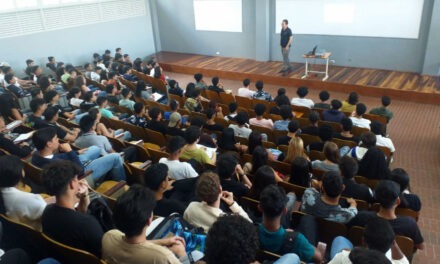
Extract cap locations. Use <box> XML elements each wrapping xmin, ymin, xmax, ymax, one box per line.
<box><xmin>168</xmin><ymin>112</ymin><xmax>182</xmax><ymax>127</ymax></box>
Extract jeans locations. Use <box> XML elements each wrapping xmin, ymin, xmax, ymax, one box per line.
<box><xmin>78</xmin><ymin>146</ymin><xmax>126</xmax><ymax>182</ymax></box>
<box><xmin>281</xmin><ymin>47</ymin><xmax>292</xmax><ymax>71</ymax></box>
<box><xmin>330</xmin><ymin>236</ymin><xmax>353</xmax><ymax>260</ymax></box>
<box><xmin>115</xmin><ymin>129</ymin><xmax>132</xmax><ymax>141</ymax></box>
<box><xmin>274</xmin><ymin>253</ymin><xmax>300</xmax><ymax>264</ymax></box>
<box><xmin>74</xmin><ymin>111</ymin><xmax>88</xmax><ymax>124</ymax></box>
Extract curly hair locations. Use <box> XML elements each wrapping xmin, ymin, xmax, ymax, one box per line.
<box><xmin>205</xmin><ymin>215</ymin><xmax>259</xmax><ymax>264</ymax></box>
<box><xmin>196</xmin><ymin>172</ymin><xmax>220</xmax><ymax>205</ymax></box>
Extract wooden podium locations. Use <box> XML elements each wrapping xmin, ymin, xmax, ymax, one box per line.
<box><xmin>301</xmin><ymin>52</ymin><xmax>332</xmax><ymax>81</ymax></box>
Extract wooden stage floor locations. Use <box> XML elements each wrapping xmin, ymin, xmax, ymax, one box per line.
<box><xmin>156</xmin><ymin>51</ymin><xmax>440</xmax><ymax>104</ymax></box>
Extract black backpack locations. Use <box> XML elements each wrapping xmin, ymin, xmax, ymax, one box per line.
<box><xmin>87</xmin><ymin>196</ymin><xmax>115</xmax><ymax>232</ymax></box>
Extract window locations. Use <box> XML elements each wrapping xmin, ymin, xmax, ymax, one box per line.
<box><xmin>193</xmin><ymin>0</ymin><xmax>243</xmax><ymax>32</ymax></box>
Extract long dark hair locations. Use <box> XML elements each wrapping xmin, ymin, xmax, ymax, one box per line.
<box><xmin>154</xmin><ymin>66</ymin><xmax>162</xmax><ymax>79</ymax></box>
<box><xmin>251</xmin><ymin>146</ymin><xmax>268</xmax><ymax>174</ymax></box>
<box><xmin>0</xmin><ymin>94</ymin><xmax>19</xmax><ymax>119</ymax></box>
<box><xmin>218</xmin><ymin>128</ymin><xmax>237</xmax><ymax>151</ymax></box>
<box><xmin>248</xmin><ymin>131</ymin><xmax>263</xmax><ymax>155</ymax></box>
<box><xmin>0</xmin><ymin>156</ymin><xmax>24</xmax><ymax>214</ymax></box>
<box><xmin>289</xmin><ymin>157</ymin><xmax>312</xmax><ymax>187</ymax></box>
<box><xmin>135</xmin><ymin>80</ymin><xmax>147</xmax><ymax>97</ymax></box>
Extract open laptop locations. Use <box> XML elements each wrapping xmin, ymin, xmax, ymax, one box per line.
<box><xmin>306</xmin><ymin>45</ymin><xmax>318</xmax><ymax>56</ymax></box>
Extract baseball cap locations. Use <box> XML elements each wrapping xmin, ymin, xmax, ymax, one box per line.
<box><xmin>168</xmin><ymin>112</ymin><xmax>182</xmax><ymax>127</ymax></box>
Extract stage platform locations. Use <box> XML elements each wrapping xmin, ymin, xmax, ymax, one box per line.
<box><xmin>156</xmin><ymin>51</ymin><xmax>440</xmax><ymax>104</ymax></box>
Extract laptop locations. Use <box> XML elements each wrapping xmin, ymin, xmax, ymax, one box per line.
<box><xmin>306</xmin><ymin>45</ymin><xmax>318</xmax><ymax>56</ymax></box>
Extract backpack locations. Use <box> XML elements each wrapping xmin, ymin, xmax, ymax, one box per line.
<box><xmin>87</xmin><ymin>196</ymin><xmax>115</xmax><ymax>232</ymax></box>
<box><xmin>280</xmin><ymin>230</ymin><xmax>299</xmax><ymax>254</ymax></box>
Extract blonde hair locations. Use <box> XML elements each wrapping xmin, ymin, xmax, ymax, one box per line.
<box><xmin>283</xmin><ymin>137</ymin><xmax>308</xmax><ymax>163</ymax></box>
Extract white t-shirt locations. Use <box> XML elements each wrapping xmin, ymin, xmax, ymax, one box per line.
<box><xmin>237</xmin><ymin>87</ymin><xmax>255</xmax><ymax>99</ymax></box>
<box><xmin>329</xmin><ymin>249</ymin><xmax>409</xmax><ymax>264</ymax></box>
<box><xmin>349</xmin><ymin>117</ymin><xmax>371</xmax><ymax>129</ymax></box>
<box><xmin>70</xmin><ymin>98</ymin><xmax>84</xmax><ymax>107</ymax></box>
<box><xmin>376</xmin><ymin>135</ymin><xmax>395</xmax><ymax>152</ymax></box>
<box><xmin>291</xmin><ymin>97</ymin><xmax>315</xmax><ymax>108</ymax></box>
<box><xmin>149</xmin><ymin>68</ymin><xmax>156</xmax><ymax>77</ymax></box>
<box><xmin>159</xmin><ymin>158</ymin><xmax>198</xmax><ymax>180</ymax></box>
<box><xmin>229</xmin><ymin>124</ymin><xmax>252</xmax><ymax>138</ymax></box>
<box><xmin>1</xmin><ymin>187</ymin><xmax>46</xmax><ymax>230</ymax></box>
<box><xmin>97</xmin><ymin>63</ymin><xmax>108</xmax><ymax>72</ymax></box>
<box><xmin>249</xmin><ymin>118</ymin><xmax>274</xmax><ymax>129</ymax></box>
<box><xmin>90</xmin><ymin>71</ymin><xmax>101</xmax><ymax>82</ymax></box>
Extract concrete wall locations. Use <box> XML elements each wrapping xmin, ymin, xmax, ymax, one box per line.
<box><xmin>152</xmin><ymin>0</ymin><xmax>439</xmax><ymax>74</ymax></box>
<box><xmin>0</xmin><ymin>1</ymin><xmax>156</xmax><ymax>77</ymax></box>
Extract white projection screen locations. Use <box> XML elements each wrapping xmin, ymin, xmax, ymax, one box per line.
<box><xmin>194</xmin><ymin>0</ymin><xmax>242</xmax><ymax>32</ymax></box>
<box><xmin>275</xmin><ymin>0</ymin><xmax>424</xmax><ymax>39</ymax></box>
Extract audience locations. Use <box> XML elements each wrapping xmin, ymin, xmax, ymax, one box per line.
<box><xmin>167</xmin><ymin>112</ymin><xmax>184</xmax><ymax>137</ymax></box>
<box><xmin>252</xmin><ymin>81</ymin><xmax>272</xmax><ymax>101</ymax></box>
<box><xmin>204</xmin><ymin>108</ymin><xmax>224</xmax><ymax>132</ymax></box>
<box><xmin>208</xmin><ymin>76</ymin><xmax>225</xmax><ymax>94</ymax></box>
<box><xmin>356</xmin><ymin>133</ymin><xmax>390</xmax><ymax>180</ymax></box>
<box><xmin>159</xmin><ymin>136</ymin><xmax>198</xmax><ymax>180</ymax></box>
<box><xmin>135</xmin><ymin>80</ymin><xmax>151</xmax><ymax>100</ymax></box>
<box><xmin>5</xmin><ymin>73</ymin><xmax>29</xmax><ymax>98</ymax></box>
<box><xmin>45</xmin><ymin>90</ymin><xmax>75</xmax><ymax>120</ymax></box>
<box><xmin>27</xmin><ymin>98</ymin><xmax>47</xmax><ymax>129</ymax></box>
<box><xmin>194</xmin><ymin>73</ymin><xmax>208</xmax><ymax>90</ymax></box>
<box><xmin>307</xmin><ymin>124</ymin><xmax>334</xmax><ymax>152</ymax></box>
<box><xmin>224</xmin><ymin>102</ymin><xmax>238</xmax><ymax>121</ymax></box>
<box><xmin>102</xmin><ymin>185</ymin><xmax>189</xmax><ymax>263</ymax></box>
<box><xmin>340</xmin><ymin>92</ymin><xmax>359</xmax><ymax>113</ymax></box>
<box><xmin>301</xmin><ymin>111</ymin><xmax>320</xmax><ymax>136</ymax></box>
<box><xmin>184</xmin><ymin>171</ymin><xmax>251</xmax><ymax>232</ymax></box>
<box><xmin>43</xmin><ymin>106</ymin><xmax>79</xmax><ymax>142</ymax></box>
<box><xmin>181</xmin><ymin>126</ymin><xmax>216</xmax><ymax>165</ymax></box>
<box><xmin>168</xmin><ymin>79</ymin><xmax>184</xmax><ymax>97</ymax></box>
<box><xmin>237</xmin><ymin>78</ymin><xmax>254</xmax><ymax>98</ymax></box>
<box><xmin>301</xmin><ymin>171</ymin><xmax>358</xmax><ymax>223</ymax></box>
<box><xmin>228</xmin><ymin>111</ymin><xmax>252</xmax><ymax>138</ymax></box>
<box><xmin>273</xmin><ymin>105</ymin><xmax>294</xmax><ymax>131</ymax></box>
<box><xmin>339</xmin><ymin>156</ymin><xmax>374</xmax><ymax>203</ymax></box>
<box><xmin>273</xmin><ymin>88</ymin><xmax>291</xmax><ymax>109</ymax></box>
<box><xmin>289</xmin><ymin>157</ymin><xmax>312</xmax><ymax>187</ymax></box>
<box><xmin>119</xmin><ymin>88</ymin><xmax>135</xmax><ymax>111</ymax></box>
<box><xmin>218</xmin><ymin>127</ymin><xmax>247</xmax><ymax>153</ymax></box>
<box><xmin>184</xmin><ymin>85</ymin><xmax>203</xmax><ymax>112</ymax></box>
<box><xmin>334</xmin><ymin>117</ymin><xmax>360</xmax><ymax>144</ymax></box>
<box><xmin>126</xmin><ymin>102</ymin><xmax>148</xmax><ymax>128</ymax></box>
<box><xmin>350</xmin><ymin>103</ymin><xmax>371</xmax><ymax>129</ymax></box>
<box><xmin>277</xmin><ymin>120</ymin><xmax>300</xmax><ymax>146</ymax></box>
<box><xmin>390</xmin><ymin>168</ymin><xmax>421</xmax><ymax>212</ymax></box>
<box><xmin>291</xmin><ymin>86</ymin><xmax>314</xmax><ymax>108</ymax></box>
<box><xmin>216</xmin><ymin>153</ymin><xmax>251</xmax><ymax>198</ymax></box>
<box><xmin>146</xmin><ymin>107</ymin><xmax>167</xmax><ymax>135</ymax></box>
<box><xmin>371</xmin><ymin>121</ymin><xmax>395</xmax><ymax>153</ymax></box>
<box><xmin>322</xmin><ymin>99</ymin><xmax>345</xmax><ymax>123</ymax></box>
<box><xmin>370</xmin><ymin>96</ymin><xmax>394</xmax><ymax>122</ymax></box>
<box><xmin>0</xmin><ymin>93</ymin><xmax>25</xmax><ymax>122</ymax></box>
<box><xmin>249</xmin><ymin>103</ymin><xmax>274</xmax><ymax>129</ymax></box>
<box><xmin>314</xmin><ymin>90</ymin><xmax>331</xmax><ymax>109</ymax></box>
<box><xmin>311</xmin><ymin>141</ymin><xmax>340</xmax><ymax>172</ymax></box>
<box><xmin>79</xmin><ymin>91</ymin><xmax>97</xmax><ymax>113</ymax></box>
<box><xmin>96</xmin><ymin>96</ymin><xmax>118</xmax><ymax>120</ymax></box>
<box><xmin>0</xmin><ymin>116</ymin><xmax>32</xmax><ymax>157</ymax></box>
<box><xmin>282</xmin><ymin>136</ymin><xmax>309</xmax><ymax>163</ymax></box>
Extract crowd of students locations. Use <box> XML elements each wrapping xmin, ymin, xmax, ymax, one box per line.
<box><xmin>0</xmin><ymin>48</ymin><xmax>423</xmax><ymax>264</ymax></box>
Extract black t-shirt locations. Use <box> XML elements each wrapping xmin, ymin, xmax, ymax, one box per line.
<box><xmin>208</xmin><ymin>85</ymin><xmax>225</xmax><ymax>94</ymax></box>
<box><xmin>27</xmin><ymin>114</ymin><xmax>46</xmax><ymax>129</ymax></box>
<box><xmin>308</xmin><ymin>142</ymin><xmax>325</xmax><ymax>152</ymax></box>
<box><xmin>107</xmin><ymin>95</ymin><xmax>119</xmax><ymax>105</ymax></box>
<box><xmin>301</xmin><ymin>126</ymin><xmax>320</xmax><ymax>136</ymax></box>
<box><xmin>80</xmin><ymin>102</ymin><xmax>97</xmax><ymax>113</ymax></box>
<box><xmin>280</xmin><ymin>27</ymin><xmax>293</xmax><ymax>47</ymax></box>
<box><xmin>342</xmin><ymin>178</ymin><xmax>374</xmax><ymax>203</ymax></box>
<box><xmin>204</xmin><ymin>123</ymin><xmax>224</xmax><ymax>132</ymax></box>
<box><xmin>0</xmin><ymin>134</ymin><xmax>32</xmax><ymax>158</ymax></box>
<box><xmin>334</xmin><ymin>133</ymin><xmax>360</xmax><ymax>144</ymax></box>
<box><xmin>277</xmin><ymin>135</ymin><xmax>292</xmax><ymax>146</ymax></box>
<box><xmin>154</xmin><ymin>198</ymin><xmax>186</xmax><ymax>217</ymax></box>
<box><xmin>45</xmin><ymin>122</ymin><xmax>67</xmax><ymax>139</ymax></box>
<box><xmin>399</xmin><ymin>193</ymin><xmax>422</xmax><ymax>212</ymax></box>
<box><xmin>146</xmin><ymin>120</ymin><xmax>167</xmax><ymax>135</ymax></box>
<box><xmin>166</xmin><ymin>127</ymin><xmax>184</xmax><ymax>137</ymax></box>
<box><xmin>221</xmin><ymin>178</ymin><xmax>249</xmax><ymax>199</ymax></box>
<box><xmin>42</xmin><ymin>204</ymin><xmax>104</xmax><ymax>257</ymax></box>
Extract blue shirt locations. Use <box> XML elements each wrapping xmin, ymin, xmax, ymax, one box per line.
<box><xmin>273</xmin><ymin>120</ymin><xmax>290</xmax><ymax>131</ymax></box>
<box><xmin>258</xmin><ymin>224</ymin><xmax>315</xmax><ymax>262</ymax></box>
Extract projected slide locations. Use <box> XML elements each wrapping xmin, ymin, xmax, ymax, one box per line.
<box><xmin>275</xmin><ymin>0</ymin><xmax>424</xmax><ymax>39</ymax></box>
<box><xmin>194</xmin><ymin>0</ymin><xmax>242</xmax><ymax>32</ymax></box>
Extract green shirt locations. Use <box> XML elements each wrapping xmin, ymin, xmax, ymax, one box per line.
<box><xmin>180</xmin><ymin>147</ymin><xmax>211</xmax><ymax>165</ymax></box>
<box><xmin>99</xmin><ymin>107</ymin><xmax>114</xmax><ymax>119</ymax></box>
<box><xmin>61</xmin><ymin>73</ymin><xmax>71</xmax><ymax>84</ymax></box>
<box><xmin>119</xmin><ymin>99</ymin><xmax>135</xmax><ymax>111</ymax></box>
<box><xmin>369</xmin><ymin>106</ymin><xmax>394</xmax><ymax>122</ymax></box>
<box><xmin>258</xmin><ymin>224</ymin><xmax>315</xmax><ymax>262</ymax></box>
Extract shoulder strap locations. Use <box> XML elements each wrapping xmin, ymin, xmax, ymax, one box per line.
<box><xmin>280</xmin><ymin>230</ymin><xmax>298</xmax><ymax>254</ymax></box>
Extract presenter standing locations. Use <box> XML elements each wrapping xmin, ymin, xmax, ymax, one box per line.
<box><xmin>279</xmin><ymin>19</ymin><xmax>293</xmax><ymax>74</ymax></box>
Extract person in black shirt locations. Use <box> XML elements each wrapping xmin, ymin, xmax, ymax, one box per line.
<box><xmin>216</xmin><ymin>153</ymin><xmax>251</xmax><ymax>199</ymax></box>
<box><xmin>0</xmin><ymin>116</ymin><xmax>32</xmax><ymax>158</ymax></box>
<box><xmin>333</xmin><ymin>117</ymin><xmax>360</xmax><ymax>144</ymax></box>
<box><xmin>277</xmin><ymin>120</ymin><xmax>300</xmax><ymax>146</ymax></box>
<box><xmin>208</xmin><ymin>76</ymin><xmax>225</xmax><ymax>94</ymax></box>
<box><xmin>45</xmin><ymin>90</ymin><xmax>75</xmax><ymax>120</ymax></box>
<box><xmin>314</xmin><ymin>91</ymin><xmax>331</xmax><ymax>110</ymax></box>
<box><xmin>204</xmin><ymin>108</ymin><xmax>224</xmax><ymax>132</ymax></box>
<box><xmin>339</xmin><ymin>156</ymin><xmax>373</xmax><ymax>203</ymax></box>
<box><xmin>167</xmin><ymin>112</ymin><xmax>184</xmax><ymax>137</ymax></box>
<box><xmin>306</xmin><ymin>124</ymin><xmax>333</xmax><ymax>152</ymax></box>
<box><xmin>301</xmin><ymin>111</ymin><xmax>320</xmax><ymax>136</ymax></box>
<box><xmin>143</xmin><ymin>163</ymin><xmax>186</xmax><ymax>217</ymax></box>
<box><xmin>105</xmin><ymin>84</ymin><xmax>119</xmax><ymax>105</ymax></box>
<box><xmin>41</xmin><ymin>160</ymin><xmax>104</xmax><ymax>257</ymax></box>
<box><xmin>46</xmin><ymin>56</ymin><xmax>57</xmax><ymax>72</ymax></box>
<box><xmin>168</xmin><ymin>79</ymin><xmax>184</xmax><ymax>97</ymax></box>
<box><xmin>279</xmin><ymin>19</ymin><xmax>293</xmax><ymax>73</ymax></box>
<box><xmin>43</xmin><ymin>106</ymin><xmax>79</xmax><ymax>142</ymax></box>
<box><xmin>27</xmin><ymin>98</ymin><xmax>47</xmax><ymax>129</ymax></box>
<box><xmin>80</xmin><ymin>91</ymin><xmax>97</xmax><ymax>113</ymax></box>
<box><xmin>145</xmin><ymin>107</ymin><xmax>167</xmax><ymax>135</ymax></box>
<box><xmin>390</xmin><ymin>168</ymin><xmax>422</xmax><ymax>212</ymax></box>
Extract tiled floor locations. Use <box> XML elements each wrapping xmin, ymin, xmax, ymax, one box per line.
<box><xmin>166</xmin><ymin>72</ymin><xmax>440</xmax><ymax>263</ymax></box>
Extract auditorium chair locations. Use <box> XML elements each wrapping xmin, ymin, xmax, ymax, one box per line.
<box><xmin>331</xmin><ymin>138</ymin><xmax>357</xmax><ymax>149</ymax></box>
<box><xmin>169</xmin><ymin>93</ymin><xmax>185</xmax><ymax>107</ymax></box>
<box><xmin>144</xmin><ymin>128</ymin><xmax>167</xmax><ymax>147</ymax></box>
<box><xmin>298</xmin><ymin>134</ymin><xmax>321</xmax><ymax>147</ymax></box>
<box><xmin>291</xmin><ymin>105</ymin><xmax>311</xmax><ymax>117</ymax></box>
<box><xmin>296</xmin><ymin>117</ymin><xmax>310</xmax><ymax>128</ymax></box>
<box><xmin>57</xmin><ymin>117</ymin><xmax>80</xmax><ymax>129</ymax></box>
<box><xmin>277</xmin><ymin>144</ymin><xmax>288</xmax><ymax>155</ymax></box>
<box><xmin>351</xmin><ymin>126</ymin><xmax>369</xmax><ymax>137</ymax></box>
<box><xmin>277</xmin><ymin>181</ymin><xmax>306</xmax><ymax>200</ymax></box>
<box><xmin>147</xmin><ymin>147</ymin><xmax>170</xmax><ymax>163</ymax></box>
<box><xmin>118</xmin><ymin>76</ymin><xmax>136</xmax><ymax>90</ymax></box>
<box><xmin>107</xmin><ymin>136</ymin><xmax>126</xmax><ymax>152</ymax></box>
<box><xmin>269</xmin><ymin>160</ymin><xmax>291</xmax><ymax>177</ymax></box>
<box><xmin>370</xmin><ymin>204</ymin><xmax>419</xmax><ymax>222</ymax></box>
<box><xmin>235</xmin><ymin>95</ymin><xmax>253</xmax><ymax>109</ymax></box>
<box><xmin>249</xmin><ymin>124</ymin><xmax>275</xmax><ymax>143</ymax></box>
<box><xmin>309</xmin><ymin>150</ymin><xmax>325</xmax><ymax>161</ymax></box>
<box><xmin>318</xmin><ymin>120</ymin><xmax>342</xmax><ymax>133</ymax></box>
<box><xmin>202</xmin><ymin>89</ymin><xmax>220</xmax><ymax>102</ymax></box>
<box><xmin>353</xmin><ymin>176</ymin><xmax>380</xmax><ymax>189</ymax></box>
<box><xmin>219</xmin><ymin>92</ymin><xmax>235</xmax><ymax>105</ymax></box>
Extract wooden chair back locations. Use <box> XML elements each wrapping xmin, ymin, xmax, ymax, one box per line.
<box><xmin>309</xmin><ymin>150</ymin><xmax>325</xmax><ymax>161</ymax></box>
<box><xmin>169</xmin><ymin>93</ymin><xmax>185</xmax><ymax>107</ymax></box>
<box><xmin>240</xmin><ymin>196</ymin><xmax>260</xmax><ymax>214</ymax></box>
<box><xmin>249</xmin><ymin>124</ymin><xmax>275</xmax><ymax>143</ymax></box>
<box><xmin>22</xmin><ymin>161</ymin><xmax>43</xmax><ymax>185</ymax></box>
<box><xmin>147</xmin><ymin>147</ymin><xmax>170</xmax><ymax>163</ymax></box>
<box><xmin>291</xmin><ymin>105</ymin><xmax>311</xmax><ymax>117</ymax></box>
<box><xmin>354</xmin><ymin>176</ymin><xmax>380</xmax><ymax>189</ymax></box>
<box><xmin>298</xmin><ymin>133</ymin><xmax>321</xmax><ymax>147</ymax></box>
<box><xmin>203</xmin><ymin>89</ymin><xmax>221</xmax><ymax>102</ymax></box>
<box><xmin>272</xmin><ymin>129</ymin><xmax>288</xmax><ymax>144</ymax></box>
<box><xmin>316</xmin><ymin>217</ymin><xmax>348</xmax><ymax>246</ymax></box>
<box><xmin>352</xmin><ymin>126</ymin><xmax>369</xmax><ymax>137</ymax></box>
<box><xmin>278</xmin><ymin>181</ymin><xmax>306</xmax><ymax>200</ymax></box>
<box><xmin>318</xmin><ymin>120</ymin><xmax>342</xmax><ymax>132</ymax></box>
<box><xmin>331</xmin><ymin>138</ymin><xmax>357</xmax><ymax>149</ymax></box>
<box><xmin>125</xmin><ymin>141</ymin><xmax>150</xmax><ymax>162</ymax></box>
<box><xmin>296</xmin><ymin>117</ymin><xmax>310</xmax><ymax>128</ymax></box>
<box><xmin>278</xmin><ymin>145</ymin><xmax>288</xmax><ymax>155</ymax></box>
<box><xmin>262</xmin><ymin>141</ymin><xmax>276</xmax><ymax>149</ymax></box>
<box><xmin>57</xmin><ymin>117</ymin><xmax>80</xmax><ymax>129</ymax></box>
<box><xmin>235</xmin><ymin>95</ymin><xmax>253</xmax><ymax>109</ymax></box>
<box><xmin>118</xmin><ymin>77</ymin><xmax>136</xmax><ymax>90</ymax></box>
<box><xmin>270</xmin><ymin>160</ymin><xmax>291</xmax><ymax>177</ymax></box>
<box><xmin>219</xmin><ymin>92</ymin><xmax>235</xmax><ymax>104</ymax></box>
<box><xmin>312</xmin><ymin>168</ymin><xmax>326</xmax><ymax>180</ymax></box>
<box><xmin>107</xmin><ymin>136</ymin><xmax>126</xmax><ymax>152</ymax></box>
<box><xmin>144</xmin><ymin>128</ymin><xmax>167</xmax><ymax>147</ymax></box>
<box><xmin>214</xmin><ymin>117</ymin><xmax>229</xmax><ymax>128</ymax></box>
<box><xmin>126</xmin><ymin>162</ymin><xmax>147</xmax><ymax>185</ymax></box>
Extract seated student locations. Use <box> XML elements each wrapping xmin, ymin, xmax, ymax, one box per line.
<box><xmin>0</xmin><ymin>156</ymin><xmax>47</xmax><ymax>231</ymax></box>
<box><xmin>329</xmin><ymin>218</ymin><xmax>409</xmax><ymax>264</ymax></box>
<box><xmin>184</xmin><ymin>172</ymin><xmax>251</xmax><ymax>232</ymax></box>
<box><xmin>349</xmin><ymin>180</ymin><xmax>424</xmax><ymax>250</ymax></box>
<box><xmin>370</xmin><ymin>96</ymin><xmax>394</xmax><ymax>123</ymax></box>
<box><xmin>204</xmin><ymin>108</ymin><xmax>224</xmax><ymax>132</ymax></box>
<box><xmin>322</xmin><ymin>99</ymin><xmax>345</xmax><ymax>123</ymax></box>
<box><xmin>41</xmin><ymin>160</ymin><xmax>104</xmax><ymax>257</ymax></box>
<box><xmin>105</xmin><ymin>84</ymin><xmax>120</xmax><ymax>105</ymax></box>
<box><xmin>31</xmin><ymin>127</ymin><xmax>126</xmax><ymax>184</ymax></box>
<box><xmin>43</xmin><ymin>106</ymin><xmax>79</xmax><ymax>142</ymax></box>
<box><xmin>249</xmin><ymin>103</ymin><xmax>274</xmax><ymax>129</ymax></box>
<box><xmin>301</xmin><ymin>171</ymin><xmax>358</xmax><ymax>223</ymax></box>
<box><xmin>164</xmin><ymin>99</ymin><xmax>187</xmax><ymax>124</ymax></box>
<box><xmin>224</xmin><ymin>102</ymin><xmax>238</xmax><ymax>121</ymax></box>
<box><xmin>118</xmin><ymin>88</ymin><xmax>135</xmax><ymax>111</ymax></box>
<box><xmin>4</xmin><ymin>73</ymin><xmax>29</xmax><ymax>98</ymax></box>
<box><xmin>181</xmin><ymin>126</ymin><xmax>216</xmax><ymax>165</ymax></box>
<box><xmin>89</xmin><ymin>108</ymin><xmax>130</xmax><ymax>140</ymax></box>
<box><xmin>126</xmin><ymin>102</ymin><xmax>148</xmax><ymax>128</ymax></box>
<box><xmin>229</xmin><ymin>111</ymin><xmax>252</xmax><ymax>138</ymax></box>
<box><xmin>45</xmin><ymin>90</ymin><xmax>75</xmax><ymax>120</ymax></box>
<box><xmin>390</xmin><ymin>168</ymin><xmax>421</xmax><ymax>212</ymax></box>
<box><xmin>252</xmin><ymin>80</ymin><xmax>272</xmax><ymax>101</ymax></box>
<box><xmin>355</xmin><ymin>133</ymin><xmax>390</xmax><ymax>180</ymax></box>
<box><xmin>153</xmin><ymin>66</ymin><xmax>166</xmax><ymax>83</ymax></box>
<box><xmin>135</xmin><ymin>80</ymin><xmax>151</xmax><ymax>100</ymax></box>
<box><xmin>217</xmin><ymin>153</ymin><xmax>252</xmax><ymax>198</ymax></box>
<box><xmin>339</xmin><ymin>156</ymin><xmax>373</xmax><ymax>203</ymax></box>
<box><xmin>314</xmin><ymin>90</ymin><xmax>331</xmax><ymax>109</ymax></box>
<box><xmin>96</xmin><ymin>96</ymin><xmax>118</xmax><ymax>120</ymax></box>
<box><xmin>167</xmin><ymin>112</ymin><xmax>185</xmax><ymax>137</ymax></box>
<box><xmin>146</xmin><ymin>107</ymin><xmax>167</xmax><ymax>135</ymax></box>
<box><xmin>237</xmin><ymin>78</ymin><xmax>254</xmax><ymax>98</ymax></box>
<box><xmin>193</xmin><ymin>73</ymin><xmax>208</xmax><ymax>90</ymax></box>
<box><xmin>30</xmin><ymin>87</ymin><xmax>43</xmax><ymax>100</ymax></box>
<box><xmin>289</xmin><ymin>157</ymin><xmax>312</xmax><ymax>188</ymax></box>
<box><xmin>349</xmin><ymin>103</ymin><xmax>371</xmax><ymax>129</ymax></box>
<box><xmin>184</xmin><ymin>85</ymin><xmax>203</xmax><ymax>112</ymax></box>
<box><xmin>159</xmin><ymin>136</ymin><xmax>198</xmax><ymax>180</ymax></box>
<box><xmin>204</xmin><ymin>100</ymin><xmax>224</xmax><ymax>119</ymax></box>
<box><xmin>208</xmin><ymin>76</ymin><xmax>225</xmax><ymax>94</ymax></box>
<box><xmin>0</xmin><ymin>93</ymin><xmax>26</xmax><ymax>122</ymax></box>
<box><xmin>347</xmin><ymin>131</ymin><xmax>374</xmax><ymax>161</ymax></box>
<box><xmin>46</xmin><ymin>56</ymin><xmax>57</xmax><ymax>72</ymax></box>
<box><xmin>307</xmin><ymin>124</ymin><xmax>334</xmax><ymax>152</ymax></box>
<box><xmin>291</xmin><ymin>86</ymin><xmax>314</xmax><ymax>108</ymax></box>
<box><xmin>0</xmin><ymin>116</ymin><xmax>32</xmax><ymax>157</ymax></box>
<box><xmin>273</xmin><ymin>105</ymin><xmax>293</xmax><ymax>131</ymax></box>
<box><xmin>301</xmin><ymin>111</ymin><xmax>320</xmax><ymax>136</ymax></box>
<box><xmin>189</xmin><ymin>117</ymin><xmax>217</xmax><ymax>148</ymax></box>
<box><xmin>277</xmin><ymin>120</ymin><xmax>300</xmax><ymax>146</ymax></box>
<box><xmin>273</xmin><ymin>88</ymin><xmax>291</xmax><ymax>109</ymax></box>
<box><xmin>333</xmin><ymin>117</ymin><xmax>360</xmax><ymax>144</ymax></box>
<box><xmin>121</xmin><ymin>66</ymin><xmax>136</xmax><ymax>82</ymax></box>
<box><xmin>371</xmin><ymin>121</ymin><xmax>395</xmax><ymax>153</ymax></box>
<box><xmin>102</xmin><ymin>185</ymin><xmax>190</xmax><ymax>263</ymax></box>
<box><xmin>27</xmin><ymin>98</ymin><xmax>47</xmax><ymax>129</ymax></box>
<box><xmin>206</xmin><ymin>215</ymin><xmax>301</xmax><ymax>264</ymax></box>
<box><xmin>281</xmin><ymin>136</ymin><xmax>309</xmax><ymax>163</ymax></box>
<box><xmin>259</xmin><ymin>185</ymin><xmax>322</xmax><ymax>263</ymax></box>
<box><xmin>340</xmin><ymin>92</ymin><xmax>359</xmax><ymax>113</ymax></box>
<box><xmin>311</xmin><ymin>142</ymin><xmax>340</xmax><ymax>173</ymax></box>
<box><xmin>218</xmin><ymin>127</ymin><xmax>248</xmax><ymax>153</ymax></box>
<box><xmin>80</xmin><ymin>91</ymin><xmax>97</xmax><ymax>113</ymax></box>
<box><xmin>143</xmin><ymin>164</ymin><xmax>186</xmax><ymax>217</ymax></box>
<box><xmin>168</xmin><ymin>79</ymin><xmax>184</xmax><ymax>97</ymax></box>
